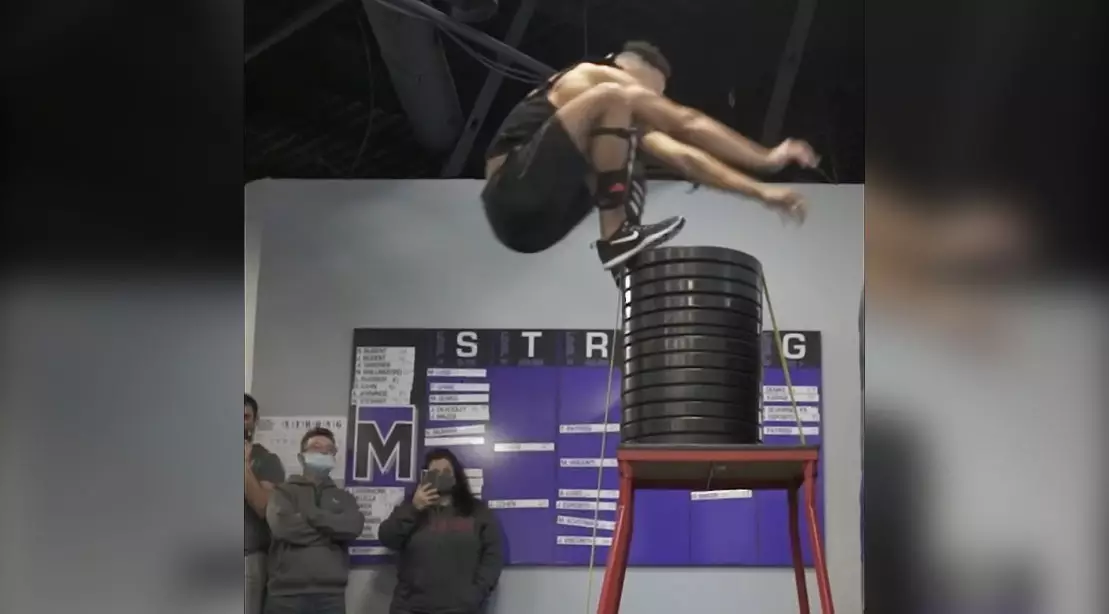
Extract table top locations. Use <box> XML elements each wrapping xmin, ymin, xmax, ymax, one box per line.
<box><xmin>616</xmin><ymin>443</ymin><xmax>820</xmax><ymax>490</ymax></box>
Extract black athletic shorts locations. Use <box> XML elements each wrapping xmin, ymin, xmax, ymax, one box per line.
<box><xmin>481</xmin><ymin>118</ymin><xmax>592</xmax><ymax>253</ymax></box>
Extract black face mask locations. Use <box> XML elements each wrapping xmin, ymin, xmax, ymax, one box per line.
<box><xmin>436</xmin><ymin>472</ymin><xmax>456</xmax><ymax>495</ymax></box>
<box><xmin>424</xmin><ymin>469</ymin><xmax>456</xmax><ymax>495</ymax></box>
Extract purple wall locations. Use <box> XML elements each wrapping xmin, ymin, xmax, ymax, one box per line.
<box><xmin>345</xmin><ymin>328</ymin><xmax>823</xmax><ymax>567</ymax></box>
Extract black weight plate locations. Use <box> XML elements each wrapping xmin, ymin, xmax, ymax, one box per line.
<box><xmin>623</xmin><ymin>431</ymin><xmax>761</xmax><ymax>445</ymax></box>
<box><xmin>625</xmin><ymin>294</ymin><xmax>762</xmax><ymax>319</ymax></box>
<box><xmin>625</xmin><ymin>279</ymin><xmax>762</xmax><ymax>304</ymax></box>
<box><xmin>624</xmin><ymin>301</ymin><xmax>762</xmax><ymax>324</ymax></box>
<box><xmin>622</xmin><ymin>416</ymin><xmax>761</xmax><ymax>438</ymax></box>
<box><xmin>624</xmin><ymin>308</ymin><xmax>761</xmax><ymax>335</ymax></box>
<box><xmin>622</xmin><ymin>384</ymin><xmax>758</xmax><ymax>407</ymax></box>
<box><xmin>623</xmin><ymin>367</ymin><xmax>753</xmax><ymax>391</ymax></box>
<box><xmin>623</xmin><ymin>351</ymin><xmax>763</xmax><ymax>375</ymax></box>
<box><xmin>629</xmin><ymin>246</ymin><xmax>763</xmax><ymax>272</ymax></box>
<box><xmin>622</xmin><ymin>382</ymin><xmax>763</xmax><ymax>407</ymax></box>
<box><xmin>625</xmin><ymin>262</ymin><xmax>762</xmax><ymax>288</ymax></box>
<box><xmin>622</xmin><ymin>401</ymin><xmax>761</xmax><ymax>422</ymax></box>
<box><xmin>623</xmin><ymin>325</ymin><xmax>747</xmax><ymax>346</ymax></box>
<box><xmin>622</xmin><ymin>382</ymin><xmax>763</xmax><ymax>406</ymax></box>
<box><xmin>625</xmin><ymin>336</ymin><xmax>761</xmax><ymax>360</ymax></box>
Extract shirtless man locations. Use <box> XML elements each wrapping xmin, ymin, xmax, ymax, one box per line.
<box><xmin>481</xmin><ymin>41</ymin><xmax>820</xmax><ymax>270</ymax></box>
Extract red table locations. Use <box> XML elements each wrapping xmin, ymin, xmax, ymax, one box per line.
<box><xmin>597</xmin><ymin>444</ymin><xmax>834</xmax><ymax>614</ymax></box>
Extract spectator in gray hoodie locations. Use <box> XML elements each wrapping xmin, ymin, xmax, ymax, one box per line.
<box><xmin>264</xmin><ymin>426</ymin><xmax>365</xmax><ymax>614</ymax></box>
<box><xmin>378</xmin><ymin>448</ymin><xmax>505</xmax><ymax>614</ymax></box>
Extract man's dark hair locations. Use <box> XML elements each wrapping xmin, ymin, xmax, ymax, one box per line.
<box><xmin>422</xmin><ymin>447</ymin><xmax>480</xmax><ymax>516</ymax></box>
<box><xmin>300</xmin><ymin>426</ymin><xmax>336</xmax><ymax>451</ymax></box>
<box><xmin>622</xmin><ymin>41</ymin><xmax>671</xmax><ymax>79</ymax></box>
<box><xmin>244</xmin><ymin>393</ymin><xmax>259</xmax><ymax>419</ymax></box>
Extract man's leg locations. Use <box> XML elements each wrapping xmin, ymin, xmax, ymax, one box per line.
<box><xmin>244</xmin><ymin>552</ymin><xmax>266</xmax><ymax>614</ymax></box>
<box><xmin>550</xmin><ymin>84</ymin><xmax>685</xmax><ymax>269</ymax></box>
<box><xmin>587</xmin><ymin>99</ymin><xmax>636</xmax><ymax>238</ymax></box>
<box><xmin>554</xmin><ymin>84</ymin><xmax>639</xmax><ymax>226</ymax></box>
<box><xmin>481</xmin><ymin>83</ymin><xmax>683</xmax><ymax>264</ymax></box>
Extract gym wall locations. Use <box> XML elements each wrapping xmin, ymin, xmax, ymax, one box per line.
<box><xmin>245</xmin><ymin>179</ymin><xmax>864</xmax><ymax>614</ymax></box>
<box><xmin>245</xmin><ymin>200</ymin><xmax>264</xmax><ymax>393</ymax></box>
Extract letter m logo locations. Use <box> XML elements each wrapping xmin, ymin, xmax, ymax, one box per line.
<box><xmin>353</xmin><ymin>405</ymin><xmax>418</xmax><ymax>483</ymax></box>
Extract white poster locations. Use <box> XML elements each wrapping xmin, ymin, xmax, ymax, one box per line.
<box><xmin>352</xmin><ymin>346</ymin><xmax>417</xmax><ymax>405</ymax></box>
<box><xmin>348</xmin><ymin>486</ymin><xmax>408</xmax><ymax>541</ymax></box>
<box><xmin>254</xmin><ymin>415</ymin><xmax>349</xmax><ymax>485</ymax></box>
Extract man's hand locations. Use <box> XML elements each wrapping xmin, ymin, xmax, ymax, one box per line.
<box><xmin>760</xmin><ymin>186</ymin><xmax>807</xmax><ymax>225</ymax></box>
<box><xmin>245</xmin><ymin>441</ymin><xmax>254</xmax><ymax>467</ymax></box>
<box><xmin>412</xmin><ymin>484</ymin><xmax>440</xmax><ymax>511</ymax></box>
<box><xmin>768</xmin><ymin>139</ymin><xmax>819</xmax><ymax>171</ymax></box>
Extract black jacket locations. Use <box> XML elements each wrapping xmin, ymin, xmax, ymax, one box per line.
<box><xmin>378</xmin><ymin>500</ymin><xmax>505</xmax><ymax>614</ymax></box>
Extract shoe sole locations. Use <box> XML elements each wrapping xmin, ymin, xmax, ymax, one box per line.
<box><xmin>601</xmin><ymin>217</ymin><xmax>687</xmax><ymax>270</ymax></box>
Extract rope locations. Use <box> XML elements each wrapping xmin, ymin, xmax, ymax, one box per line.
<box><xmin>585</xmin><ymin>119</ymin><xmax>640</xmax><ymax>613</ymax></box>
<box><xmin>584</xmin><ymin>270</ymin><xmax>624</xmax><ymax>614</ymax></box>
<box><xmin>762</xmin><ymin>271</ymin><xmax>806</xmax><ymax>443</ymax></box>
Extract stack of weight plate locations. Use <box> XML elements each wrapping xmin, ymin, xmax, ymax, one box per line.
<box><xmin>621</xmin><ymin>246</ymin><xmax>763</xmax><ymax>445</ymax></box>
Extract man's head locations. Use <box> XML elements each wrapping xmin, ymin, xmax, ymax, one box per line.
<box><xmin>615</xmin><ymin>40</ymin><xmax>671</xmax><ymax>94</ymax></box>
<box><xmin>244</xmin><ymin>393</ymin><xmax>258</xmax><ymax>441</ymax></box>
<box><xmin>299</xmin><ymin>426</ymin><xmax>338</xmax><ymax>478</ymax></box>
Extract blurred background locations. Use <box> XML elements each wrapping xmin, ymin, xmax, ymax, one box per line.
<box><xmin>3</xmin><ymin>0</ymin><xmax>1106</xmax><ymax>613</ymax></box>
<box><xmin>866</xmin><ymin>1</ymin><xmax>1106</xmax><ymax>613</ymax></box>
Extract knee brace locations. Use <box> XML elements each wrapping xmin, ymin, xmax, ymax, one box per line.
<box><xmin>595</xmin><ymin>169</ymin><xmax>632</xmax><ymax>211</ymax></box>
<box><xmin>591</xmin><ymin>127</ymin><xmax>641</xmax><ymax>220</ymax></box>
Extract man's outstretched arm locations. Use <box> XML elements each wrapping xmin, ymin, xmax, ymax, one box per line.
<box><xmin>579</xmin><ymin>65</ymin><xmax>816</xmax><ymax>173</ymax></box>
<box><xmin>641</xmin><ymin>131</ymin><xmax>806</xmax><ymax>224</ymax></box>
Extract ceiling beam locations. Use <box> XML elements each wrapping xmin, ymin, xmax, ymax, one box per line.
<box><xmin>381</xmin><ymin>0</ymin><xmax>554</xmax><ymax>77</ymax></box>
<box><xmin>362</xmin><ymin>0</ymin><xmax>464</xmax><ymax>153</ymax></box>
<box><xmin>440</xmin><ymin>0</ymin><xmax>539</xmax><ymax>177</ymax></box>
<box><xmin>245</xmin><ymin>0</ymin><xmax>348</xmax><ymax>64</ymax></box>
<box><xmin>760</xmin><ymin>0</ymin><xmax>820</xmax><ymax>145</ymax></box>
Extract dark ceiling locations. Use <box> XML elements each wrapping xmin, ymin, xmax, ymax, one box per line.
<box><xmin>245</xmin><ymin>0</ymin><xmax>862</xmax><ymax>183</ymax></box>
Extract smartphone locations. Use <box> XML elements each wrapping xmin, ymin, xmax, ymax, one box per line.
<box><xmin>419</xmin><ymin>469</ymin><xmax>455</xmax><ymax>494</ymax></box>
<box><xmin>420</xmin><ymin>469</ymin><xmax>438</xmax><ymax>488</ymax></box>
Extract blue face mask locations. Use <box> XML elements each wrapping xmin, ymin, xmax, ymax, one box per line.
<box><xmin>302</xmin><ymin>452</ymin><xmax>336</xmax><ymax>475</ymax></box>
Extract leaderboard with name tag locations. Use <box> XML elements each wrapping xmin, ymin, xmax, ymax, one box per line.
<box><xmin>344</xmin><ymin>328</ymin><xmax>823</xmax><ymax>567</ymax></box>
<box><xmin>688</xmin><ymin>330</ymin><xmax>825</xmax><ymax>566</ymax></box>
<box><xmin>757</xmin><ymin>330</ymin><xmax>824</xmax><ymax>565</ymax></box>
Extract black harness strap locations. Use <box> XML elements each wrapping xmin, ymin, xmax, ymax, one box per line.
<box><xmin>590</xmin><ymin>127</ymin><xmax>637</xmax><ymax>140</ymax></box>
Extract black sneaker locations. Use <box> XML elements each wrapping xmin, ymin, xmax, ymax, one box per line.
<box><xmin>596</xmin><ymin>216</ymin><xmax>686</xmax><ymax>270</ymax></box>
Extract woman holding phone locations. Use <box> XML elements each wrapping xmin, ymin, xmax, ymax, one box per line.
<box><xmin>378</xmin><ymin>448</ymin><xmax>505</xmax><ymax>614</ymax></box>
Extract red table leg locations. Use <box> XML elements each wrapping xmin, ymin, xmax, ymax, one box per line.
<box><xmin>597</xmin><ymin>461</ymin><xmax>635</xmax><ymax>614</ymax></box>
<box><xmin>787</xmin><ymin>485</ymin><xmax>812</xmax><ymax>614</ymax></box>
<box><xmin>804</xmin><ymin>460</ymin><xmax>834</xmax><ymax>614</ymax></box>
